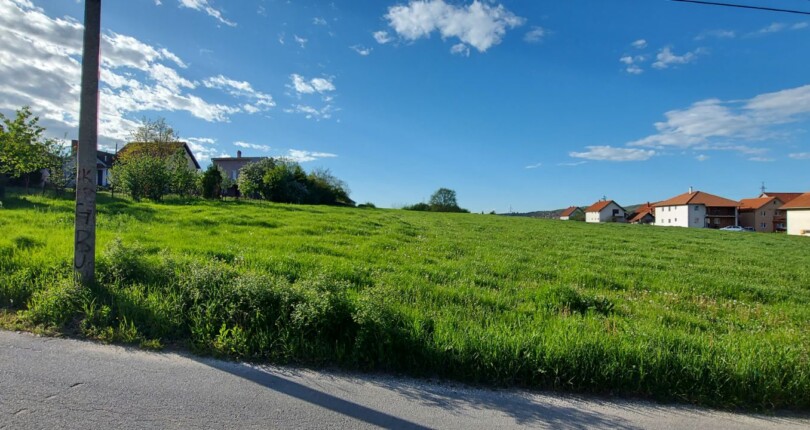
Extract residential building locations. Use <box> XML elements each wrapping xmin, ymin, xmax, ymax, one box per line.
<box><xmin>584</xmin><ymin>200</ymin><xmax>627</xmax><ymax>223</ymax></box>
<box><xmin>629</xmin><ymin>202</ymin><xmax>656</xmax><ymax>225</ymax></box>
<box><xmin>739</xmin><ymin>196</ymin><xmax>785</xmax><ymax>232</ymax></box>
<box><xmin>654</xmin><ymin>189</ymin><xmax>739</xmax><ymax>228</ymax></box>
<box><xmin>559</xmin><ymin>206</ymin><xmax>584</xmax><ymax>221</ymax></box>
<box><xmin>70</xmin><ymin>140</ymin><xmax>115</xmax><ymax>187</ymax></box>
<box><xmin>781</xmin><ymin>192</ymin><xmax>810</xmax><ymax>236</ymax></box>
<box><xmin>759</xmin><ymin>192</ymin><xmax>803</xmax><ymax>230</ymax></box>
<box><xmin>117</xmin><ymin>141</ymin><xmax>201</xmax><ymax>171</ymax></box>
<box><xmin>211</xmin><ymin>151</ymin><xmax>267</xmax><ymax>182</ymax></box>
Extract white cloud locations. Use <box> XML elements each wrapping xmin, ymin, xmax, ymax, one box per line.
<box><xmin>524</xmin><ymin>26</ymin><xmax>546</xmax><ymax>43</ymax></box>
<box><xmin>789</xmin><ymin>152</ymin><xmax>810</xmax><ymax>160</ymax></box>
<box><xmin>619</xmin><ymin>55</ymin><xmax>646</xmax><ymax>74</ymax></box>
<box><xmin>234</xmin><ymin>141</ymin><xmax>271</xmax><ymax>152</ymax></box>
<box><xmin>313</xmin><ymin>17</ymin><xmax>327</xmax><ymax>26</ymax></box>
<box><xmin>202</xmin><ymin>75</ymin><xmax>275</xmax><ymax>110</ymax></box>
<box><xmin>629</xmin><ymin>85</ymin><xmax>810</xmax><ymax>156</ymax></box>
<box><xmin>184</xmin><ymin>137</ymin><xmax>219</xmax><ymax>162</ymax></box>
<box><xmin>294</xmin><ymin>35</ymin><xmax>308</xmax><ymax>48</ymax></box>
<box><xmin>557</xmin><ymin>161</ymin><xmax>586</xmax><ymax>167</ymax></box>
<box><xmin>793</xmin><ymin>22</ymin><xmax>809</xmax><ymax>30</ymax></box>
<box><xmin>350</xmin><ymin>45</ymin><xmax>372</xmax><ymax>56</ymax></box>
<box><xmin>695</xmin><ymin>29</ymin><xmax>735</xmax><ymax>40</ymax></box>
<box><xmin>450</xmin><ymin>43</ymin><xmax>470</xmax><ymax>57</ymax></box>
<box><xmin>178</xmin><ymin>0</ymin><xmax>235</xmax><ymax>27</ymax></box>
<box><xmin>524</xmin><ymin>162</ymin><xmax>542</xmax><ymax>169</ymax></box>
<box><xmin>652</xmin><ymin>46</ymin><xmax>705</xmax><ymax>69</ymax></box>
<box><xmin>284</xmin><ymin>149</ymin><xmax>338</xmax><ymax>162</ymax></box>
<box><xmin>631</xmin><ymin>39</ymin><xmax>647</xmax><ymax>49</ymax></box>
<box><xmin>0</xmin><ymin>1</ymin><xmax>258</xmax><ymax>146</ymax></box>
<box><xmin>569</xmin><ymin>146</ymin><xmax>655</xmax><ymax>162</ymax></box>
<box><xmin>283</xmin><ymin>104</ymin><xmax>336</xmax><ymax>120</ymax></box>
<box><xmin>373</xmin><ymin>30</ymin><xmax>393</xmax><ymax>44</ymax></box>
<box><xmin>384</xmin><ymin>0</ymin><xmax>524</xmax><ymax>53</ymax></box>
<box><xmin>696</xmin><ymin>154</ymin><xmax>709</xmax><ymax>162</ymax></box>
<box><xmin>749</xmin><ymin>157</ymin><xmax>775</xmax><ymax>162</ymax></box>
<box><xmin>289</xmin><ymin>74</ymin><xmax>336</xmax><ymax>95</ymax></box>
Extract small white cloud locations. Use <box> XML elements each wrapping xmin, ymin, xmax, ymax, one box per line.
<box><xmin>626</xmin><ymin>65</ymin><xmax>644</xmax><ymax>75</ymax></box>
<box><xmin>350</xmin><ymin>45</ymin><xmax>372</xmax><ymax>56</ymax></box>
<box><xmin>631</xmin><ymin>39</ymin><xmax>647</xmax><ymax>49</ymax></box>
<box><xmin>373</xmin><ymin>30</ymin><xmax>392</xmax><ymax>44</ymax></box>
<box><xmin>450</xmin><ymin>43</ymin><xmax>470</xmax><ymax>57</ymax></box>
<box><xmin>749</xmin><ymin>157</ymin><xmax>775</xmax><ymax>162</ymax></box>
<box><xmin>695</xmin><ymin>29</ymin><xmax>735</xmax><ymax>40</ymax></box>
<box><xmin>525</xmin><ymin>162</ymin><xmax>542</xmax><ymax>169</ymax></box>
<box><xmin>570</xmin><ymin>146</ymin><xmax>655</xmax><ymax>162</ymax></box>
<box><xmin>620</xmin><ymin>55</ymin><xmax>646</xmax><ymax>74</ymax></box>
<box><xmin>234</xmin><ymin>141</ymin><xmax>271</xmax><ymax>152</ymax></box>
<box><xmin>652</xmin><ymin>46</ymin><xmax>705</xmax><ymax>69</ymax></box>
<box><xmin>178</xmin><ymin>0</ymin><xmax>236</xmax><ymax>27</ymax></box>
<box><xmin>524</xmin><ymin>26</ymin><xmax>546</xmax><ymax>43</ymax></box>
<box><xmin>294</xmin><ymin>35</ymin><xmax>308</xmax><ymax>48</ymax></box>
<box><xmin>284</xmin><ymin>149</ymin><xmax>338</xmax><ymax>162</ymax></box>
<box><xmin>384</xmin><ymin>0</ymin><xmax>525</xmax><ymax>53</ymax></box>
<box><xmin>695</xmin><ymin>154</ymin><xmax>709</xmax><ymax>162</ymax></box>
<box><xmin>789</xmin><ymin>152</ymin><xmax>810</xmax><ymax>160</ymax></box>
<box><xmin>313</xmin><ymin>17</ymin><xmax>327</xmax><ymax>26</ymax></box>
<box><xmin>792</xmin><ymin>22</ymin><xmax>809</xmax><ymax>30</ymax></box>
<box><xmin>289</xmin><ymin>74</ymin><xmax>336</xmax><ymax>95</ymax></box>
<box><xmin>557</xmin><ymin>161</ymin><xmax>586</xmax><ymax>167</ymax></box>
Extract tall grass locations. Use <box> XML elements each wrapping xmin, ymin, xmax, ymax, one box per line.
<box><xmin>1</xmin><ymin>188</ymin><xmax>809</xmax><ymax>410</ymax></box>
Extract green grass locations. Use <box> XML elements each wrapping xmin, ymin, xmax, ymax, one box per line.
<box><xmin>1</xmin><ymin>188</ymin><xmax>809</xmax><ymax>410</ymax></box>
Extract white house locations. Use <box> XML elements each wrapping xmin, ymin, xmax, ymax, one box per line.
<box><xmin>781</xmin><ymin>192</ymin><xmax>810</xmax><ymax>236</ymax></box>
<box><xmin>584</xmin><ymin>200</ymin><xmax>626</xmax><ymax>223</ymax></box>
<box><xmin>654</xmin><ymin>189</ymin><xmax>739</xmax><ymax>229</ymax></box>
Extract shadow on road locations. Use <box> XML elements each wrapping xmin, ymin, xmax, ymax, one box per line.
<box><xmin>199</xmin><ymin>358</ymin><xmax>431</xmax><ymax>429</ymax></box>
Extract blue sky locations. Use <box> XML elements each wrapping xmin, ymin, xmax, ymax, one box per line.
<box><xmin>1</xmin><ymin>0</ymin><xmax>809</xmax><ymax>212</ymax></box>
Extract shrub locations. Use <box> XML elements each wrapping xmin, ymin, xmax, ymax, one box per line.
<box><xmin>110</xmin><ymin>155</ymin><xmax>170</xmax><ymax>201</ymax></box>
<box><xmin>200</xmin><ymin>164</ymin><xmax>223</xmax><ymax>199</ymax></box>
<box><xmin>23</xmin><ymin>279</ymin><xmax>86</xmax><ymax>328</ymax></box>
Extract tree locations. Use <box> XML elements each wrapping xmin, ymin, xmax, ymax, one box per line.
<box><xmin>130</xmin><ymin>117</ymin><xmax>178</xmax><ymax>144</ymax></box>
<box><xmin>110</xmin><ymin>155</ymin><xmax>170</xmax><ymax>201</ymax></box>
<box><xmin>0</xmin><ymin>106</ymin><xmax>58</xmax><ymax>193</ymax></box>
<box><xmin>263</xmin><ymin>161</ymin><xmax>308</xmax><ymax>203</ymax></box>
<box><xmin>429</xmin><ymin>188</ymin><xmax>460</xmax><ymax>211</ymax></box>
<box><xmin>200</xmin><ymin>164</ymin><xmax>223</xmax><ymax>199</ymax></box>
<box><xmin>46</xmin><ymin>143</ymin><xmax>75</xmax><ymax>196</ymax></box>
<box><xmin>167</xmin><ymin>149</ymin><xmax>198</xmax><ymax>197</ymax></box>
<box><xmin>237</xmin><ymin>158</ymin><xmax>276</xmax><ymax>199</ymax></box>
<box><xmin>306</xmin><ymin>168</ymin><xmax>353</xmax><ymax>206</ymax></box>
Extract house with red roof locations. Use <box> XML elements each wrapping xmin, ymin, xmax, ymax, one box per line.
<box><xmin>781</xmin><ymin>192</ymin><xmax>810</xmax><ymax>236</ymax></box>
<box><xmin>628</xmin><ymin>202</ymin><xmax>656</xmax><ymax>225</ymax></box>
<box><xmin>739</xmin><ymin>196</ymin><xmax>785</xmax><ymax>232</ymax></box>
<box><xmin>654</xmin><ymin>188</ymin><xmax>739</xmax><ymax>229</ymax></box>
<box><xmin>559</xmin><ymin>206</ymin><xmax>584</xmax><ymax>221</ymax></box>
<box><xmin>584</xmin><ymin>200</ymin><xmax>626</xmax><ymax>223</ymax></box>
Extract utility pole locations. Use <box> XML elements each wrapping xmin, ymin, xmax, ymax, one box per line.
<box><xmin>74</xmin><ymin>0</ymin><xmax>102</xmax><ymax>286</ymax></box>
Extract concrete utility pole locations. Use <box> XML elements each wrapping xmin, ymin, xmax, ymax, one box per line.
<box><xmin>74</xmin><ymin>0</ymin><xmax>102</xmax><ymax>286</ymax></box>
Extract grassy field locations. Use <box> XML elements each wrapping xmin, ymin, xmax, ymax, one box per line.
<box><xmin>1</xmin><ymin>189</ymin><xmax>809</xmax><ymax>410</ymax></box>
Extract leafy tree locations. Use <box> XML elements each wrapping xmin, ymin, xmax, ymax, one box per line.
<box><xmin>0</xmin><ymin>106</ymin><xmax>57</xmax><ymax>193</ymax></box>
<box><xmin>110</xmin><ymin>155</ymin><xmax>170</xmax><ymax>201</ymax></box>
<box><xmin>237</xmin><ymin>158</ymin><xmax>276</xmax><ymax>199</ymax></box>
<box><xmin>130</xmin><ymin>117</ymin><xmax>178</xmax><ymax>144</ymax></box>
<box><xmin>306</xmin><ymin>168</ymin><xmax>353</xmax><ymax>206</ymax></box>
<box><xmin>200</xmin><ymin>164</ymin><xmax>223</xmax><ymax>199</ymax></box>
<box><xmin>263</xmin><ymin>161</ymin><xmax>308</xmax><ymax>203</ymax></box>
<box><xmin>429</xmin><ymin>188</ymin><xmax>458</xmax><ymax>210</ymax></box>
<box><xmin>46</xmin><ymin>143</ymin><xmax>75</xmax><ymax>196</ymax></box>
<box><xmin>167</xmin><ymin>149</ymin><xmax>198</xmax><ymax>197</ymax></box>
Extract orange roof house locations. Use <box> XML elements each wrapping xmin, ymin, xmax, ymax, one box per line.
<box><xmin>559</xmin><ymin>206</ymin><xmax>584</xmax><ymax>221</ymax></box>
<box><xmin>654</xmin><ymin>189</ymin><xmax>739</xmax><ymax>229</ymax></box>
<box><xmin>584</xmin><ymin>200</ymin><xmax>627</xmax><ymax>223</ymax></box>
<box><xmin>781</xmin><ymin>192</ymin><xmax>810</xmax><ymax>236</ymax></box>
<box><xmin>759</xmin><ymin>192</ymin><xmax>803</xmax><ymax>204</ymax></box>
<box><xmin>739</xmin><ymin>196</ymin><xmax>786</xmax><ymax>233</ymax></box>
<box><xmin>629</xmin><ymin>202</ymin><xmax>656</xmax><ymax>224</ymax></box>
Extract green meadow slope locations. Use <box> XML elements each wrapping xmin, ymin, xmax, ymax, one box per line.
<box><xmin>1</xmin><ymin>191</ymin><xmax>809</xmax><ymax>410</ymax></box>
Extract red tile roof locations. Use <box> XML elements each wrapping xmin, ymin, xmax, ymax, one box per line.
<box><xmin>739</xmin><ymin>197</ymin><xmax>778</xmax><ymax>211</ymax></box>
<box><xmin>656</xmin><ymin>191</ymin><xmax>739</xmax><ymax>208</ymax></box>
<box><xmin>762</xmin><ymin>192</ymin><xmax>803</xmax><ymax>204</ymax></box>
<box><xmin>585</xmin><ymin>200</ymin><xmax>622</xmax><ymax>213</ymax></box>
<box><xmin>559</xmin><ymin>206</ymin><xmax>581</xmax><ymax>217</ymax></box>
<box><xmin>780</xmin><ymin>192</ymin><xmax>810</xmax><ymax>210</ymax></box>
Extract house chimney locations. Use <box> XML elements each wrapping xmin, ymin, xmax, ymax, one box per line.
<box><xmin>237</xmin><ymin>150</ymin><xmax>242</xmax><ymax>159</ymax></box>
<box><xmin>688</xmin><ymin>186</ymin><xmax>693</xmax><ymax>194</ymax></box>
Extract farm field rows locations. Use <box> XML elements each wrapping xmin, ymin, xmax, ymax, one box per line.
<box><xmin>1</xmin><ymin>190</ymin><xmax>809</xmax><ymax>410</ymax></box>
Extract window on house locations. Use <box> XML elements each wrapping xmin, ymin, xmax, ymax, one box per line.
<box><xmin>761</xmin><ymin>223</ymin><xmax>767</xmax><ymax>228</ymax></box>
<box><xmin>694</xmin><ymin>206</ymin><xmax>699</xmax><ymax>211</ymax></box>
<box><xmin>612</xmin><ymin>209</ymin><xmax>619</xmax><ymax>216</ymax></box>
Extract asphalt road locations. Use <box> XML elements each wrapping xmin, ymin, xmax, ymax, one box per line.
<box><xmin>1</xmin><ymin>331</ymin><xmax>807</xmax><ymax>429</ymax></box>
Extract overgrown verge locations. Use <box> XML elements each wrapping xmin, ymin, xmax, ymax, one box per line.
<box><xmin>1</xmin><ymin>238</ymin><xmax>808</xmax><ymax>411</ymax></box>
